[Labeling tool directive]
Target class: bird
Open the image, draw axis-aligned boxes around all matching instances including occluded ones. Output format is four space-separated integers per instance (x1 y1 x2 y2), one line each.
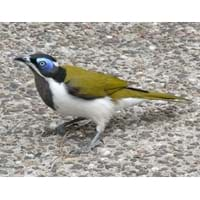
14 53 186 153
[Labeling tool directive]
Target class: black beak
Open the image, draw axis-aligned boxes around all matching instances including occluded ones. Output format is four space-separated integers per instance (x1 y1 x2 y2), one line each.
14 57 25 62
14 56 30 63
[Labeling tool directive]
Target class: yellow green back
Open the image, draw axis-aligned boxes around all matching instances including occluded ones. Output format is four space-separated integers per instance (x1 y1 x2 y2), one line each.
61 64 186 101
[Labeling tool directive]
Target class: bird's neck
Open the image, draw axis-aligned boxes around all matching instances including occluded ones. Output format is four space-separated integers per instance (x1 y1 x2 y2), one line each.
52 67 66 83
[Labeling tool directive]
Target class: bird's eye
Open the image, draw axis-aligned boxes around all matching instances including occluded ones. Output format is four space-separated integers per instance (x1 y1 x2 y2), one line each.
39 61 46 67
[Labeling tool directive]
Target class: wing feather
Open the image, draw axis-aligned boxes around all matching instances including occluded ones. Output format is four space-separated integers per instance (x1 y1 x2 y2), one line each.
62 64 128 99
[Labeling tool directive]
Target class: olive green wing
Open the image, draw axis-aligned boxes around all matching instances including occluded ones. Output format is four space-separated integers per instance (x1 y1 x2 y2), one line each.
62 64 128 99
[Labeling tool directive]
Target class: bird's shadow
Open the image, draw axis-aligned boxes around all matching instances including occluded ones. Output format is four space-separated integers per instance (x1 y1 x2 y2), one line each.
139 105 179 123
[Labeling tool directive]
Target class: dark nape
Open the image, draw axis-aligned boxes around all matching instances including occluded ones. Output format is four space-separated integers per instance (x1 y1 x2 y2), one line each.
53 67 66 82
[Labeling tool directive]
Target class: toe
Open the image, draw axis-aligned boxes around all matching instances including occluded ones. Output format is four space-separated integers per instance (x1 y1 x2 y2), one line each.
89 139 103 149
69 146 91 155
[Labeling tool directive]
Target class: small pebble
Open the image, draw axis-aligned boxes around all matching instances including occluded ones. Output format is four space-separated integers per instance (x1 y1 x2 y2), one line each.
100 149 111 156
149 45 157 51
106 35 113 39
151 167 159 172
88 163 96 169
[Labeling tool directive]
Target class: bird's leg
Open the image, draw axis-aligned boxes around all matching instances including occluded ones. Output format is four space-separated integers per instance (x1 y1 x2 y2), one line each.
88 131 103 149
88 123 106 149
55 117 87 136
69 123 105 154
42 117 86 137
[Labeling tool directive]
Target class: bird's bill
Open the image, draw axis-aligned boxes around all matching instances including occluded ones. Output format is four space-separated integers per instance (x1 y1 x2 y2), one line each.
14 56 30 63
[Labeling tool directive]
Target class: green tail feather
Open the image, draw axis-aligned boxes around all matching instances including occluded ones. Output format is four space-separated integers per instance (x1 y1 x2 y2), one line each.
111 88 187 101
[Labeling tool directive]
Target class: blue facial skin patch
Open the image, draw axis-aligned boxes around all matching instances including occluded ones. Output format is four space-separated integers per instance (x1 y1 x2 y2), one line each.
36 57 55 73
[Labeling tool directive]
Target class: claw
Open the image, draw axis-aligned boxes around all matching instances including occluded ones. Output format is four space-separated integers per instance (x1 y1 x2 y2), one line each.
69 139 103 155
42 124 66 137
69 146 91 155
89 138 103 149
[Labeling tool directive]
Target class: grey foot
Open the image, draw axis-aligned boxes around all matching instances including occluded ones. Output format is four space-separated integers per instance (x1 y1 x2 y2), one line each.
69 129 104 155
42 124 66 137
69 139 104 155
89 130 103 149
42 117 86 137
69 146 91 155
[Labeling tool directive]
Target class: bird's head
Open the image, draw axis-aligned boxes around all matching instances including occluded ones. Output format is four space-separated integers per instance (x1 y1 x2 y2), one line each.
14 53 61 78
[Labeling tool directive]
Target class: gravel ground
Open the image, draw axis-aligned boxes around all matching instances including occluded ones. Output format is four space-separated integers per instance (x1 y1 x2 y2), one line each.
0 22 200 176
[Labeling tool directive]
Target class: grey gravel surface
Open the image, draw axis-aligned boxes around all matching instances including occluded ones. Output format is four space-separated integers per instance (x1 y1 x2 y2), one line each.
0 22 200 176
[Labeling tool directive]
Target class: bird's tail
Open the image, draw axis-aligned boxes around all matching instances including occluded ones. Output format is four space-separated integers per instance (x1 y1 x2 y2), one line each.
111 87 187 101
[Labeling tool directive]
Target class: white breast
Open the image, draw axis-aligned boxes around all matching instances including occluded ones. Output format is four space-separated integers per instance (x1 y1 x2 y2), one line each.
47 78 115 124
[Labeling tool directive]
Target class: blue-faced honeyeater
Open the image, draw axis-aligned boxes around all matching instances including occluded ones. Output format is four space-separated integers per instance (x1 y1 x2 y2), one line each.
14 53 186 153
